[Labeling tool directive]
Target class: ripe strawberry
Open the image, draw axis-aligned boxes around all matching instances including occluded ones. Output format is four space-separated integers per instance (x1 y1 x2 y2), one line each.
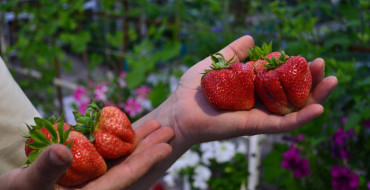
25 117 107 187
254 53 312 115
201 53 255 110
74 102 137 159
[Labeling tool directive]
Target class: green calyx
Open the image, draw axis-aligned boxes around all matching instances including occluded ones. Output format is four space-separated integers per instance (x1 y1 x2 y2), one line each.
73 100 102 142
25 114 72 165
202 53 237 79
264 51 289 70
248 41 273 61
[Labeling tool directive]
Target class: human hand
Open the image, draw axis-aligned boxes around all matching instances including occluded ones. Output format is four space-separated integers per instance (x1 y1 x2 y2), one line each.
0 120 174 190
146 35 337 147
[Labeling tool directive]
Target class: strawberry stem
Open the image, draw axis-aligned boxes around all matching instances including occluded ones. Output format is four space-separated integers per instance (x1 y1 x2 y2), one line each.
73 100 103 142
201 53 237 80
264 51 289 69
248 41 273 61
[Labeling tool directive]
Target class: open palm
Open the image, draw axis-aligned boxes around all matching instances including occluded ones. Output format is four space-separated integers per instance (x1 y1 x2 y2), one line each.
168 35 338 145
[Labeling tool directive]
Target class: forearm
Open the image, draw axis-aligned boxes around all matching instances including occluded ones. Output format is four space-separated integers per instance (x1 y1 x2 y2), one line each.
0 57 40 174
130 94 192 189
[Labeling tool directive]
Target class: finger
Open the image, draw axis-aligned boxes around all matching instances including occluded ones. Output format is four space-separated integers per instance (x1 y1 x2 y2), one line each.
218 35 255 62
21 144 73 190
248 104 323 135
134 126 175 154
135 120 162 142
83 143 173 190
306 76 338 105
309 58 325 88
277 104 324 133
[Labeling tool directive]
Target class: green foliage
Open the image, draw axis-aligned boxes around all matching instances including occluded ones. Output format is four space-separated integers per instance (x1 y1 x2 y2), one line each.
208 153 249 190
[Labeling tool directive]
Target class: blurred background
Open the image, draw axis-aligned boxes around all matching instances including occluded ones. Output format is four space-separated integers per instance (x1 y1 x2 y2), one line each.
0 0 369 189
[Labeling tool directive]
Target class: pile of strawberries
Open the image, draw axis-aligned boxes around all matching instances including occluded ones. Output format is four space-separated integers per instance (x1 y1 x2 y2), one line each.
201 42 312 115
24 102 136 186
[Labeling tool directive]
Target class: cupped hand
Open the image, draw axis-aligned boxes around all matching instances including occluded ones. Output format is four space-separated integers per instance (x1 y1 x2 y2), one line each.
0 120 174 190
168 35 338 145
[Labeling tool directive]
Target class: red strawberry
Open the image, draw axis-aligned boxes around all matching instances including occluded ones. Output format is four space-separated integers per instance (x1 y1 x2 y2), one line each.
57 131 107 186
201 53 255 110
74 102 137 159
25 117 107 187
254 53 312 115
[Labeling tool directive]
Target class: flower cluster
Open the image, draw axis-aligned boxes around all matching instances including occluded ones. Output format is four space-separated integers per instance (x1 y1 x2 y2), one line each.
163 140 247 190
331 117 354 160
73 71 152 119
281 137 310 178
331 166 359 190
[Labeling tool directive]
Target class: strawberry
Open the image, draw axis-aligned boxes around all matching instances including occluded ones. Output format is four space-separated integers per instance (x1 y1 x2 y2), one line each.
74 102 137 159
254 51 312 115
24 117 107 187
201 53 255 110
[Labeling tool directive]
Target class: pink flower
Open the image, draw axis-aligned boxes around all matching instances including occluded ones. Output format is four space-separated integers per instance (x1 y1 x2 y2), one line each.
331 166 359 190
94 83 109 101
281 145 310 178
124 98 143 117
78 100 91 114
74 86 88 102
136 85 151 99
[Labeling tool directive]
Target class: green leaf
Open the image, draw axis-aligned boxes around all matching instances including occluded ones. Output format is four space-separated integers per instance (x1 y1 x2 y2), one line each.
76 117 93 126
26 141 48 149
63 128 72 145
66 142 73 149
18 127 30 138
48 115 58 124
57 120 65 143
29 129 51 145
74 125 91 133
34 118 44 128
42 120 58 143
26 149 42 165
73 111 84 118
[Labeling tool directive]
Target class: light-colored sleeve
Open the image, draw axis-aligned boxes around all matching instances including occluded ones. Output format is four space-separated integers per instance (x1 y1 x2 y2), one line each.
0 57 40 174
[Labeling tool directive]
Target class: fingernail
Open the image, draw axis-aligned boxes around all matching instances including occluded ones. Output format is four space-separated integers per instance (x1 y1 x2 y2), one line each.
49 151 67 166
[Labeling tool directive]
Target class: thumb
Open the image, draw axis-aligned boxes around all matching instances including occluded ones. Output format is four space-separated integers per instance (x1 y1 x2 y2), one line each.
21 144 73 190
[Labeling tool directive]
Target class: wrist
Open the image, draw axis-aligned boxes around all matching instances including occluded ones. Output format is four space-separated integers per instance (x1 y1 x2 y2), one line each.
133 92 193 152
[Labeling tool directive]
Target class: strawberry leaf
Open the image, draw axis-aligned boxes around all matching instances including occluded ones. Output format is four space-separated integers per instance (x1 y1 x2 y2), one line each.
76 116 93 126
66 142 73 149
248 41 273 61
26 150 42 165
29 129 51 145
18 127 30 138
42 119 58 143
264 51 289 69
63 128 72 145
72 99 102 142
26 141 49 149
34 117 44 128
48 114 58 124
74 125 91 133
57 120 65 144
